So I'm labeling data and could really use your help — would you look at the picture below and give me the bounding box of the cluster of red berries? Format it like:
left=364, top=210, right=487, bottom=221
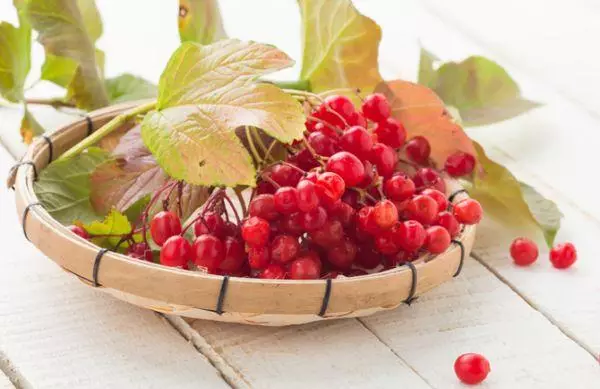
left=510, top=237, right=577, bottom=269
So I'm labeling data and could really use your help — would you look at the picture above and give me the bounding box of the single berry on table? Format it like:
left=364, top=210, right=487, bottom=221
left=549, top=242, right=577, bottom=269
left=510, top=237, right=538, bottom=266
left=454, top=353, right=491, bottom=385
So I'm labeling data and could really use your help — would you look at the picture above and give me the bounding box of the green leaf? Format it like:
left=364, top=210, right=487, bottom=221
left=298, top=0, right=383, bottom=93
left=105, top=74, right=158, bottom=104
left=178, top=0, right=227, bottom=44
left=467, top=142, right=562, bottom=247
left=19, top=106, right=44, bottom=144
left=431, top=56, right=540, bottom=126
left=40, top=55, right=78, bottom=87
left=0, top=12, right=31, bottom=102
left=34, top=147, right=110, bottom=225
left=83, top=209, right=132, bottom=248
left=417, top=47, right=438, bottom=88
left=25, top=0, right=109, bottom=110
left=142, top=40, right=305, bottom=187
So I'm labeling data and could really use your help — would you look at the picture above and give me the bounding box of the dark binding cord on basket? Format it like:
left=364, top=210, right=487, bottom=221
left=84, top=115, right=94, bottom=136
left=448, top=189, right=468, bottom=204
left=40, top=134, right=53, bottom=164
left=318, top=278, right=333, bottom=317
left=21, top=202, right=41, bottom=241
left=92, top=248, right=109, bottom=287
left=451, top=239, right=465, bottom=277
left=9, top=161, right=38, bottom=189
left=400, top=261, right=418, bottom=305
left=215, top=276, right=230, bottom=315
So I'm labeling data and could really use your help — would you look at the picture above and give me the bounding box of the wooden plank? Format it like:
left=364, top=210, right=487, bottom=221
left=0, top=147, right=231, bottom=389
left=360, top=259, right=600, bottom=388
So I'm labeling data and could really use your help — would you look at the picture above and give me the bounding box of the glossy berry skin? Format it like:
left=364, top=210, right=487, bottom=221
left=160, top=235, right=192, bottom=267
left=445, top=152, right=476, bottom=177
left=369, top=142, right=398, bottom=178
left=316, top=172, right=346, bottom=204
left=357, top=206, right=381, bottom=235
left=310, top=220, right=344, bottom=248
left=248, top=246, right=270, bottom=270
left=296, top=180, right=320, bottom=213
left=373, top=200, right=398, bottom=230
left=510, top=237, right=539, bottom=266
left=347, top=112, right=367, bottom=128
left=406, top=195, right=439, bottom=225
left=374, top=227, right=401, bottom=255
left=374, top=118, right=406, bottom=148
left=326, top=151, right=366, bottom=187
left=412, top=168, right=445, bottom=193
left=453, top=199, right=483, bottom=225
left=293, top=148, right=319, bottom=170
left=454, top=353, right=491, bottom=385
left=282, top=212, right=305, bottom=236
left=436, top=211, right=461, bottom=238
left=361, top=93, right=391, bottom=122
left=248, top=194, right=279, bottom=221
left=327, top=239, right=358, bottom=270
left=340, top=126, right=373, bottom=160
left=274, top=187, right=299, bottom=214
left=241, top=216, right=270, bottom=247
left=308, top=131, right=339, bottom=156
left=397, top=220, right=426, bottom=252
left=421, top=188, right=449, bottom=213
left=151, top=211, right=182, bottom=247
left=270, top=235, right=300, bottom=263
left=322, top=94, right=356, bottom=123
left=194, top=211, right=225, bottom=237
left=301, top=206, right=328, bottom=231
left=405, top=136, right=431, bottom=164
left=269, top=164, right=303, bottom=187
left=126, top=242, right=152, bottom=261
left=384, top=175, right=416, bottom=201
left=193, top=234, right=224, bottom=271
left=260, top=264, right=286, bottom=279
left=68, top=225, right=90, bottom=240
left=289, top=255, right=322, bottom=279
left=425, top=226, right=451, bottom=254
left=219, top=237, right=245, bottom=273
left=330, top=201, right=356, bottom=227
left=549, top=242, right=577, bottom=269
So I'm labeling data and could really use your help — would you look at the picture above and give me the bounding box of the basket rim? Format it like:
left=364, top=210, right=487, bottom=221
left=11, top=101, right=476, bottom=316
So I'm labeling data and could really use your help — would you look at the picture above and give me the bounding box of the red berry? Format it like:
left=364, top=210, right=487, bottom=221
left=274, top=187, right=299, bottom=214
left=454, top=199, right=483, bottom=224
left=454, top=353, right=491, bottom=385
left=313, top=121, right=339, bottom=139
left=289, top=256, right=322, bottom=279
left=260, top=264, right=286, bottom=279
left=270, top=235, right=300, bottom=263
left=405, top=136, right=431, bottom=164
left=330, top=201, right=356, bottom=227
left=424, top=226, right=451, bottom=254
left=160, top=235, right=192, bottom=267
left=356, top=246, right=381, bottom=269
left=370, top=142, right=398, bottom=178
left=282, top=212, right=304, bottom=236
left=361, top=93, right=391, bottom=122
left=358, top=160, right=375, bottom=188
left=296, top=180, right=320, bottom=213
left=193, top=234, right=224, bottom=271
left=194, top=211, right=225, bottom=237
left=308, top=131, right=339, bottom=156
left=323, top=95, right=356, bottom=123
left=270, top=164, right=303, bottom=187
left=549, top=242, right=577, bottom=269
left=327, top=239, right=357, bottom=270
left=248, top=194, right=278, bottom=221
left=241, top=216, right=270, bottom=247
left=406, top=195, right=439, bottom=225
left=445, top=152, right=476, bottom=177
left=126, top=242, right=152, bottom=261
left=293, top=148, right=319, bottom=170
left=326, top=151, right=366, bottom=187
left=413, top=167, right=445, bottom=193
left=68, top=225, right=90, bottom=240
left=384, top=175, right=416, bottom=201
left=375, top=227, right=401, bottom=255
left=316, top=172, right=346, bottom=204
left=310, top=220, right=344, bottom=247
left=374, top=118, right=406, bottom=148
left=150, top=211, right=182, bottom=246
left=248, top=246, right=270, bottom=270
left=219, top=237, right=245, bottom=273
left=340, top=126, right=373, bottom=160
left=256, top=180, right=276, bottom=195
left=347, top=112, right=367, bottom=127
left=301, top=206, right=328, bottom=231
left=397, top=220, right=426, bottom=252
left=436, top=211, right=460, bottom=238
left=357, top=206, right=381, bottom=235
left=373, top=200, right=398, bottom=230
left=510, top=237, right=538, bottom=266
left=342, top=190, right=360, bottom=208
left=421, top=188, right=448, bottom=213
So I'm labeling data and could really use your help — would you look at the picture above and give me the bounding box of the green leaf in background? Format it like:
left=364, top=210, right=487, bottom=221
left=0, top=2, right=31, bottom=102
left=40, top=55, right=78, bottom=87
left=142, top=40, right=305, bottom=187
left=83, top=208, right=132, bottom=248
left=298, top=0, right=383, bottom=93
left=178, top=0, right=227, bottom=44
left=19, top=106, right=44, bottom=144
left=417, top=47, right=438, bottom=88
left=466, top=142, right=562, bottom=247
left=34, top=147, right=110, bottom=225
left=25, top=0, right=109, bottom=110
left=105, top=74, right=158, bottom=104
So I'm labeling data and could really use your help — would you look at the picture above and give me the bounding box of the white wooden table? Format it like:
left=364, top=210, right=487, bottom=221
left=1, top=1, right=599, bottom=388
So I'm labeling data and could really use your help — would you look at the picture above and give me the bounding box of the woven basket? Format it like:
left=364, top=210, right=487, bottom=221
left=9, top=101, right=476, bottom=326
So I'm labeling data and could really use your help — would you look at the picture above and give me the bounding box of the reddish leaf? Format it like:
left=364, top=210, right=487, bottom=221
left=375, top=80, right=476, bottom=167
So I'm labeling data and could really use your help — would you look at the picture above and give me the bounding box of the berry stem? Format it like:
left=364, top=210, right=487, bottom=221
left=233, top=188, right=248, bottom=216
left=222, top=193, right=242, bottom=225
left=181, top=189, right=226, bottom=234
left=301, top=137, right=327, bottom=167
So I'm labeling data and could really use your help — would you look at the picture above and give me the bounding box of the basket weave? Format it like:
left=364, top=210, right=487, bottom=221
left=10, top=101, right=476, bottom=326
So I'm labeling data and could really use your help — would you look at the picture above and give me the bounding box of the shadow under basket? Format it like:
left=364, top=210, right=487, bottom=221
left=9, top=101, right=476, bottom=326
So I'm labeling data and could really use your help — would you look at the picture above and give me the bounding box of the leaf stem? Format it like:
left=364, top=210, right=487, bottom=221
left=25, top=97, right=76, bottom=108
left=273, top=79, right=311, bottom=91
left=245, top=126, right=263, bottom=164
left=58, top=101, right=157, bottom=161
